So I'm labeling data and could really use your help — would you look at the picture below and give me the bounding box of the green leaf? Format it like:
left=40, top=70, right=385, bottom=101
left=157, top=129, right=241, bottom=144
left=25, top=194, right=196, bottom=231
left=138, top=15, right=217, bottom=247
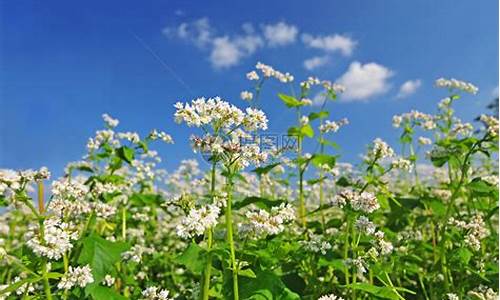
left=235, top=269, right=300, bottom=300
left=238, top=268, right=257, bottom=278
left=311, top=154, right=336, bottom=168
left=78, top=234, right=130, bottom=282
left=252, top=163, right=281, bottom=176
left=344, top=283, right=401, bottom=300
left=174, top=243, right=206, bottom=274
left=116, top=146, right=135, bottom=164
left=451, top=248, right=473, bottom=265
left=87, top=286, right=127, bottom=300
left=278, top=94, right=302, bottom=108
left=300, top=124, right=314, bottom=138
left=308, top=111, right=329, bottom=121
left=233, top=197, right=285, bottom=210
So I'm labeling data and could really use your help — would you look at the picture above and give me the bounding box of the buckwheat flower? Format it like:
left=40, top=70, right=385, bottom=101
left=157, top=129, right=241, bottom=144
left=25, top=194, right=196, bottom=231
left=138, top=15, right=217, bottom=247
left=13, top=276, right=35, bottom=296
left=467, top=285, right=498, bottom=300
left=141, top=286, right=172, bottom=300
left=300, top=116, right=309, bottom=126
left=451, top=122, right=473, bottom=136
left=57, top=265, right=94, bottom=290
left=480, top=114, right=499, bottom=137
left=418, top=137, right=432, bottom=145
left=149, top=129, right=174, bottom=143
left=433, top=189, right=452, bottom=201
left=318, top=294, right=345, bottom=300
left=320, top=118, right=349, bottom=134
left=368, top=138, right=394, bottom=160
left=246, top=203, right=295, bottom=236
left=243, top=108, right=268, bottom=131
left=35, top=167, right=51, bottom=180
left=176, top=204, right=220, bottom=239
left=322, top=81, right=346, bottom=94
left=435, top=77, right=479, bottom=94
left=240, top=90, right=254, bottom=101
left=345, top=257, right=367, bottom=275
left=26, top=217, right=78, bottom=260
left=378, top=239, right=394, bottom=255
left=392, top=115, right=403, bottom=128
left=300, top=98, right=313, bottom=106
left=103, top=275, right=115, bottom=287
left=300, top=233, right=332, bottom=254
left=246, top=70, right=259, bottom=81
left=93, top=202, right=117, bottom=219
left=122, top=245, right=154, bottom=263
left=255, top=62, right=275, bottom=77
left=117, top=131, right=140, bottom=144
left=450, top=214, right=489, bottom=251
left=391, top=158, right=412, bottom=172
left=355, top=216, right=376, bottom=235
left=300, top=76, right=321, bottom=90
left=102, top=113, right=119, bottom=128
left=350, top=191, right=380, bottom=213
left=482, top=175, right=499, bottom=186
left=446, top=293, right=459, bottom=300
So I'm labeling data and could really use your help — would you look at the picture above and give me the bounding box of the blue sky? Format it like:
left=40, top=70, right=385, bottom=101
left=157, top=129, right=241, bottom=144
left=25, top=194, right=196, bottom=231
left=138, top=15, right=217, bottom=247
left=1, top=0, right=498, bottom=178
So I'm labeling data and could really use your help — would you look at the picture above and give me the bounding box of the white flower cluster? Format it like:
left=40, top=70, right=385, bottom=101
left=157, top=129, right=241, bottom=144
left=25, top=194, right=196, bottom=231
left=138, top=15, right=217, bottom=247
left=141, top=286, right=172, bottom=300
left=102, top=113, right=119, bottom=128
left=246, top=70, right=259, bottom=81
left=0, top=167, right=50, bottom=196
left=176, top=204, right=220, bottom=239
left=435, top=77, right=479, bottom=94
left=330, top=189, right=380, bottom=214
left=449, top=214, right=489, bottom=251
left=392, top=110, right=436, bottom=130
left=174, top=97, right=268, bottom=131
left=480, top=114, right=499, bottom=137
left=240, top=90, right=253, bottom=101
left=122, top=244, right=154, bottom=263
left=467, top=285, right=498, bottom=300
left=355, top=216, right=376, bottom=235
left=254, top=62, right=294, bottom=83
left=87, top=129, right=115, bottom=151
left=367, top=138, right=394, bottom=160
left=322, top=80, right=346, bottom=94
left=103, top=275, right=115, bottom=287
left=345, top=257, right=367, bottom=275
left=319, top=118, right=349, bottom=134
left=318, top=294, right=345, bottom=300
left=446, top=293, right=459, bottom=300
left=245, top=203, right=295, bottom=236
left=149, top=129, right=174, bottom=143
left=482, top=175, right=499, bottom=187
left=57, top=265, right=94, bottom=290
left=451, top=121, right=473, bottom=136
left=117, top=131, right=141, bottom=144
left=299, top=233, right=332, bottom=255
left=390, top=158, right=412, bottom=172
left=418, top=137, right=432, bottom=145
left=26, top=217, right=78, bottom=260
left=51, top=177, right=88, bottom=200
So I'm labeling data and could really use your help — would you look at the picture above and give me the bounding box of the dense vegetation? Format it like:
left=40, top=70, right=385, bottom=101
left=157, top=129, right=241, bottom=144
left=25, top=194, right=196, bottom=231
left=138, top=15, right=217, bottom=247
left=0, top=63, right=498, bottom=300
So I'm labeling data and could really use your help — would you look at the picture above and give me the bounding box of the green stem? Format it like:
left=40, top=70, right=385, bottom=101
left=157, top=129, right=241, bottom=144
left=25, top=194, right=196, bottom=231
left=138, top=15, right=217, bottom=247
left=37, top=182, right=53, bottom=300
left=121, top=206, right=126, bottom=240
left=201, top=162, right=217, bottom=300
left=225, top=177, right=239, bottom=300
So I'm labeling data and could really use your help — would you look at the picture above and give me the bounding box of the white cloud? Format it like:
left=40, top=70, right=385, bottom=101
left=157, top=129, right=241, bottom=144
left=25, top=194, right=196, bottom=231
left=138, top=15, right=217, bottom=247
left=262, top=22, right=298, bottom=47
left=337, top=61, right=394, bottom=101
left=163, top=17, right=214, bottom=48
left=303, top=55, right=330, bottom=71
left=209, top=34, right=263, bottom=69
left=396, top=79, right=422, bottom=99
left=492, top=86, right=499, bottom=98
left=302, top=33, right=356, bottom=56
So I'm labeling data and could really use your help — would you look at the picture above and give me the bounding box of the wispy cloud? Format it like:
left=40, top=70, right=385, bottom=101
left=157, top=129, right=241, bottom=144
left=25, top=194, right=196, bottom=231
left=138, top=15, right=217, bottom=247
left=337, top=61, right=393, bottom=101
left=210, top=35, right=263, bottom=68
left=262, top=22, right=298, bottom=47
left=301, top=33, right=357, bottom=56
left=396, top=79, right=422, bottom=99
left=303, top=55, right=330, bottom=71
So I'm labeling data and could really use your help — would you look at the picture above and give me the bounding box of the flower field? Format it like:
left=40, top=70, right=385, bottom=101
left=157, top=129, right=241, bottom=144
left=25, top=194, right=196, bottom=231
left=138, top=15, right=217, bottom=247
left=0, top=63, right=498, bottom=300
